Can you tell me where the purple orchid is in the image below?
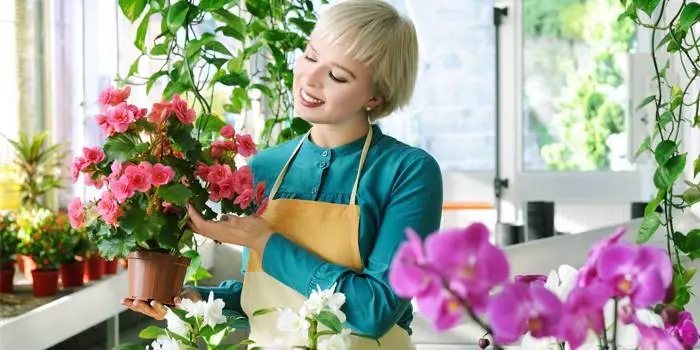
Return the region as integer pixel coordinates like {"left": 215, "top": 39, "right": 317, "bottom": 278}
{"left": 595, "top": 243, "right": 672, "bottom": 308}
{"left": 389, "top": 228, "right": 439, "bottom": 298}
{"left": 638, "top": 324, "right": 685, "bottom": 350}
{"left": 664, "top": 311, "right": 699, "bottom": 349}
{"left": 557, "top": 283, "right": 612, "bottom": 349}
{"left": 487, "top": 282, "right": 564, "bottom": 344}
{"left": 514, "top": 274, "right": 548, "bottom": 287}
{"left": 577, "top": 228, "right": 626, "bottom": 288}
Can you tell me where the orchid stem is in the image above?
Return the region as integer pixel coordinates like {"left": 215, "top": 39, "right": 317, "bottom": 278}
{"left": 611, "top": 298, "right": 618, "bottom": 350}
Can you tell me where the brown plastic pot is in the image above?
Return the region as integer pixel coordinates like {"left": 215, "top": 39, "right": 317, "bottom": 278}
{"left": 60, "top": 260, "right": 85, "bottom": 288}
{"left": 0, "top": 261, "right": 14, "bottom": 293}
{"left": 32, "top": 269, "right": 59, "bottom": 297}
{"left": 127, "top": 251, "right": 191, "bottom": 306}
{"left": 103, "top": 259, "right": 119, "bottom": 275}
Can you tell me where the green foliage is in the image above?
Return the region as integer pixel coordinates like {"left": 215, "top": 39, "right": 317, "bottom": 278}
{"left": 15, "top": 208, "right": 77, "bottom": 269}
{"left": 0, "top": 211, "right": 19, "bottom": 263}
{"left": 620, "top": 0, "right": 699, "bottom": 310}
{"left": 4, "top": 132, "right": 68, "bottom": 209}
{"left": 119, "top": 0, "right": 325, "bottom": 149}
{"left": 523, "top": 0, "right": 587, "bottom": 40}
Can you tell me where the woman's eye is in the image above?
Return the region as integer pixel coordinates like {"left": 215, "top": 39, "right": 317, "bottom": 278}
{"left": 304, "top": 55, "right": 317, "bottom": 62}
{"left": 329, "top": 71, "right": 347, "bottom": 83}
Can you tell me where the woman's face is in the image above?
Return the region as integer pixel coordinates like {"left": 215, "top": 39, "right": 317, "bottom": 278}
{"left": 293, "top": 32, "right": 379, "bottom": 126}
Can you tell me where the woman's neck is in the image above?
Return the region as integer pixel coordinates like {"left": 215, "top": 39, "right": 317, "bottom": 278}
{"left": 309, "top": 119, "right": 370, "bottom": 149}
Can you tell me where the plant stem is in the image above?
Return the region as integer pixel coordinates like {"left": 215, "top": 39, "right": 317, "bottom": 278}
{"left": 611, "top": 298, "right": 618, "bottom": 350}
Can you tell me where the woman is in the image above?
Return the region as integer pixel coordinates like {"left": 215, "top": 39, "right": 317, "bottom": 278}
{"left": 123, "top": 0, "right": 443, "bottom": 347}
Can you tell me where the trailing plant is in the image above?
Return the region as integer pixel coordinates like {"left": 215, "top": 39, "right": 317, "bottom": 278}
{"left": 118, "top": 0, "right": 323, "bottom": 148}
{"left": 620, "top": 0, "right": 700, "bottom": 311}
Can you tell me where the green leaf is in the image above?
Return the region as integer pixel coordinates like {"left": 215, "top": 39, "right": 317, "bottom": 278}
{"left": 96, "top": 235, "right": 137, "bottom": 260}
{"left": 291, "top": 117, "right": 311, "bottom": 134}
{"left": 166, "top": 1, "right": 189, "bottom": 34}
{"left": 670, "top": 85, "right": 683, "bottom": 111}
{"left": 682, "top": 185, "right": 700, "bottom": 206}
{"left": 654, "top": 140, "right": 678, "bottom": 165}
{"left": 104, "top": 134, "right": 137, "bottom": 162}
{"left": 134, "top": 11, "right": 154, "bottom": 53}
{"left": 169, "top": 123, "right": 196, "bottom": 153}
{"left": 673, "top": 286, "right": 691, "bottom": 307}
{"left": 183, "top": 249, "right": 201, "bottom": 283}
{"left": 633, "top": 0, "right": 661, "bottom": 17}
{"left": 199, "top": 0, "right": 236, "bottom": 10}
{"left": 635, "top": 135, "right": 651, "bottom": 158}
{"left": 666, "top": 153, "right": 687, "bottom": 185}
{"left": 120, "top": 207, "right": 163, "bottom": 241}
{"left": 658, "top": 111, "right": 674, "bottom": 129}
{"left": 139, "top": 325, "right": 166, "bottom": 340}
{"left": 654, "top": 166, "right": 670, "bottom": 190}
{"left": 251, "top": 83, "right": 273, "bottom": 98}
{"left": 127, "top": 55, "right": 142, "bottom": 78}
{"left": 146, "top": 70, "right": 169, "bottom": 93}
{"left": 681, "top": 229, "right": 700, "bottom": 253}
{"left": 204, "top": 41, "right": 233, "bottom": 56}
{"left": 289, "top": 17, "right": 315, "bottom": 35}
{"left": 215, "top": 71, "right": 250, "bottom": 87}
{"left": 244, "top": 0, "right": 268, "bottom": 18}
{"left": 214, "top": 12, "right": 247, "bottom": 41}
{"left": 263, "top": 29, "right": 286, "bottom": 42}
{"left": 694, "top": 156, "right": 700, "bottom": 177}
{"left": 636, "top": 94, "right": 655, "bottom": 111}
{"left": 645, "top": 190, "right": 665, "bottom": 216}
{"left": 315, "top": 310, "right": 343, "bottom": 333}
{"left": 678, "top": 3, "right": 700, "bottom": 31}
{"left": 673, "top": 231, "right": 688, "bottom": 251}
{"left": 195, "top": 114, "right": 226, "bottom": 135}
{"left": 637, "top": 212, "right": 661, "bottom": 243}
{"left": 150, "top": 43, "right": 169, "bottom": 56}
{"left": 160, "top": 184, "right": 192, "bottom": 205}
{"left": 119, "top": 0, "right": 148, "bottom": 22}
{"left": 251, "top": 308, "right": 276, "bottom": 317}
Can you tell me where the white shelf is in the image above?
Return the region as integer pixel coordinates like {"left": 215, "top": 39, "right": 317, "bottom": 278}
{"left": 0, "top": 271, "right": 128, "bottom": 350}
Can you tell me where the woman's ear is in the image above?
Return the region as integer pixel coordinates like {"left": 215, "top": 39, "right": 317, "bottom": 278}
{"left": 364, "top": 96, "right": 382, "bottom": 111}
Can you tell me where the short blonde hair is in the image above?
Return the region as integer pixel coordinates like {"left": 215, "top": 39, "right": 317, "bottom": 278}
{"left": 315, "top": 0, "right": 419, "bottom": 120}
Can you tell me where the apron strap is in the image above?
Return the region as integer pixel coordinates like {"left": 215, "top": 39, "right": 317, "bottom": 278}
{"left": 268, "top": 125, "right": 374, "bottom": 205}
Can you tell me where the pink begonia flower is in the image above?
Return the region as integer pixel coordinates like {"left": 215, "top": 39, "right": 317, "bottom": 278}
{"left": 233, "top": 166, "right": 254, "bottom": 194}
{"left": 148, "top": 101, "right": 171, "bottom": 125}
{"left": 220, "top": 124, "right": 235, "bottom": 138}
{"left": 216, "top": 176, "right": 235, "bottom": 200}
{"left": 97, "top": 191, "right": 119, "bottom": 218}
{"left": 255, "top": 181, "right": 266, "bottom": 203}
{"left": 82, "top": 147, "right": 105, "bottom": 164}
{"left": 210, "top": 145, "right": 223, "bottom": 159}
{"left": 638, "top": 324, "right": 684, "bottom": 350}
{"left": 170, "top": 95, "right": 196, "bottom": 124}
{"left": 596, "top": 243, "right": 672, "bottom": 308}
{"left": 389, "top": 228, "right": 439, "bottom": 299}
{"left": 98, "top": 86, "right": 131, "bottom": 107}
{"left": 255, "top": 198, "right": 269, "bottom": 216}
{"left": 96, "top": 113, "right": 115, "bottom": 136}
{"left": 84, "top": 172, "right": 105, "bottom": 189}
{"left": 68, "top": 197, "right": 85, "bottom": 228}
{"left": 180, "top": 176, "right": 190, "bottom": 187}
{"left": 126, "top": 104, "right": 147, "bottom": 119}
{"left": 577, "top": 227, "right": 626, "bottom": 288}
{"left": 110, "top": 176, "right": 134, "bottom": 203}
{"left": 487, "top": 282, "right": 563, "bottom": 344}
{"left": 194, "top": 162, "right": 211, "bottom": 180}
{"left": 162, "top": 201, "right": 178, "bottom": 215}
{"left": 557, "top": 283, "right": 612, "bottom": 349}
{"left": 208, "top": 183, "right": 222, "bottom": 202}
{"left": 514, "top": 274, "right": 548, "bottom": 287}
{"left": 151, "top": 164, "right": 175, "bottom": 186}
{"left": 424, "top": 223, "right": 509, "bottom": 313}
{"left": 206, "top": 164, "right": 233, "bottom": 185}
{"left": 211, "top": 141, "right": 237, "bottom": 159}
{"left": 71, "top": 157, "right": 89, "bottom": 183}
{"left": 124, "top": 164, "right": 152, "bottom": 193}
{"left": 107, "top": 103, "right": 136, "bottom": 133}
{"left": 665, "top": 311, "right": 698, "bottom": 349}
{"left": 102, "top": 205, "right": 123, "bottom": 226}
{"left": 109, "top": 160, "right": 123, "bottom": 181}
{"left": 235, "top": 134, "right": 257, "bottom": 157}
{"left": 234, "top": 188, "right": 254, "bottom": 209}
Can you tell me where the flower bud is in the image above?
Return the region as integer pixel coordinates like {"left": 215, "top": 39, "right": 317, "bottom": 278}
{"left": 478, "top": 338, "right": 490, "bottom": 349}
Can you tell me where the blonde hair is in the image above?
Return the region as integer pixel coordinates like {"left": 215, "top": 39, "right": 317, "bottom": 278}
{"left": 315, "top": 0, "right": 419, "bottom": 120}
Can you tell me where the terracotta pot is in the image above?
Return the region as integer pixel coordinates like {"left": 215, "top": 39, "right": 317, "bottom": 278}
{"left": 31, "top": 269, "right": 59, "bottom": 297}
{"left": 60, "top": 261, "right": 85, "bottom": 288}
{"left": 127, "top": 251, "right": 191, "bottom": 306}
{"left": 0, "top": 261, "right": 14, "bottom": 294}
{"left": 103, "top": 259, "right": 119, "bottom": 275}
{"left": 84, "top": 256, "right": 104, "bottom": 282}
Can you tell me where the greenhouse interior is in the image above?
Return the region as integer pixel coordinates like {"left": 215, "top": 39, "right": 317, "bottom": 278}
{"left": 0, "top": 0, "right": 698, "bottom": 349}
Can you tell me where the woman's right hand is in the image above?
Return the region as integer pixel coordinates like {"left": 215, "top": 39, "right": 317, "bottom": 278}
{"left": 121, "top": 287, "right": 202, "bottom": 320}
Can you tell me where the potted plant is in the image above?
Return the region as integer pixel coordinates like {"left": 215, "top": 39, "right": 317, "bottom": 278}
{"left": 0, "top": 211, "right": 18, "bottom": 293}
{"left": 16, "top": 208, "right": 65, "bottom": 297}
{"left": 56, "top": 210, "right": 91, "bottom": 288}
{"left": 69, "top": 86, "right": 266, "bottom": 305}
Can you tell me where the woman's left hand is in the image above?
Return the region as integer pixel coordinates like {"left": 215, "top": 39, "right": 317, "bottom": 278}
{"left": 186, "top": 204, "right": 273, "bottom": 253}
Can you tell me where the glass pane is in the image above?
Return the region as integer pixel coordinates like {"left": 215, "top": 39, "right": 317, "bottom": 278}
{"left": 522, "top": 0, "right": 635, "bottom": 171}
{"left": 379, "top": 0, "right": 496, "bottom": 171}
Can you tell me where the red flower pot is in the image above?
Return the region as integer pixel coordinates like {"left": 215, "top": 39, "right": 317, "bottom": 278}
{"left": 103, "top": 259, "right": 118, "bottom": 275}
{"left": 84, "top": 256, "right": 104, "bottom": 282}
{"left": 31, "top": 269, "right": 59, "bottom": 297}
{"left": 60, "top": 261, "right": 85, "bottom": 288}
{"left": 0, "top": 261, "right": 14, "bottom": 293}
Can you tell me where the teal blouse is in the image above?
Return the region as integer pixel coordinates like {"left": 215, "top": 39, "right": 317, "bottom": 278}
{"left": 193, "top": 124, "right": 443, "bottom": 339}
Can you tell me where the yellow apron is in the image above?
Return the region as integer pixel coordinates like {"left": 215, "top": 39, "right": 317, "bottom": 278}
{"left": 241, "top": 126, "right": 413, "bottom": 349}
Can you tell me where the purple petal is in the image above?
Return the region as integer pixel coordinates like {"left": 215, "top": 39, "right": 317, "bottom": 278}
{"left": 631, "top": 268, "right": 665, "bottom": 308}
{"left": 474, "top": 243, "right": 510, "bottom": 289}
{"left": 637, "top": 246, "right": 673, "bottom": 289}
{"left": 515, "top": 274, "right": 548, "bottom": 286}
{"left": 530, "top": 285, "right": 564, "bottom": 337}
{"left": 416, "top": 285, "right": 464, "bottom": 332}
{"left": 463, "top": 222, "right": 491, "bottom": 247}
{"left": 638, "top": 325, "right": 685, "bottom": 350}
{"left": 487, "top": 283, "right": 530, "bottom": 344}
{"left": 596, "top": 243, "right": 637, "bottom": 282}
{"left": 448, "top": 280, "right": 491, "bottom": 314}
{"left": 389, "top": 241, "right": 436, "bottom": 298}
{"left": 425, "top": 228, "right": 477, "bottom": 275}
{"left": 405, "top": 228, "right": 426, "bottom": 261}
{"left": 558, "top": 314, "right": 591, "bottom": 350}
{"left": 677, "top": 319, "right": 699, "bottom": 348}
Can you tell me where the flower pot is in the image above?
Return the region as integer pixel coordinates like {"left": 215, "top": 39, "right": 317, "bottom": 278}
{"left": 103, "top": 259, "right": 119, "bottom": 275}
{"left": 0, "top": 261, "right": 14, "bottom": 293}
{"left": 31, "top": 269, "right": 59, "bottom": 297}
{"left": 84, "top": 256, "right": 104, "bottom": 282}
{"left": 127, "top": 251, "right": 191, "bottom": 306}
{"left": 60, "top": 261, "right": 85, "bottom": 288}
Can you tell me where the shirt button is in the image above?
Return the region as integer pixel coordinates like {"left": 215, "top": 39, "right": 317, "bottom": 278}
{"left": 319, "top": 161, "right": 328, "bottom": 168}
{"left": 311, "top": 187, "right": 317, "bottom": 194}
{"left": 322, "top": 151, "right": 329, "bottom": 157}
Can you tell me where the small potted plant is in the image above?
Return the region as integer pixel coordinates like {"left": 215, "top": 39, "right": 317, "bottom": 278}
{"left": 57, "top": 210, "right": 91, "bottom": 288}
{"left": 0, "top": 211, "right": 18, "bottom": 293}
{"left": 16, "top": 208, "right": 64, "bottom": 297}
{"left": 69, "top": 86, "right": 266, "bottom": 305}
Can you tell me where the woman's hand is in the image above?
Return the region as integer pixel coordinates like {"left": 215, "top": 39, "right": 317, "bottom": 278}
{"left": 186, "top": 204, "right": 273, "bottom": 253}
{"left": 121, "top": 287, "right": 202, "bottom": 320}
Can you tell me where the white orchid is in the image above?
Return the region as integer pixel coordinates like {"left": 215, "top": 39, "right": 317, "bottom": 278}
{"left": 276, "top": 307, "right": 311, "bottom": 333}
{"left": 305, "top": 283, "right": 347, "bottom": 322}
{"left": 202, "top": 291, "right": 227, "bottom": 328}
{"left": 544, "top": 264, "right": 579, "bottom": 300}
{"left": 318, "top": 329, "right": 352, "bottom": 350}
{"left": 180, "top": 298, "right": 205, "bottom": 319}
{"left": 150, "top": 335, "right": 184, "bottom": 350}
{"left": 164, "top": 309, "right": 191, "bottom": 338}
